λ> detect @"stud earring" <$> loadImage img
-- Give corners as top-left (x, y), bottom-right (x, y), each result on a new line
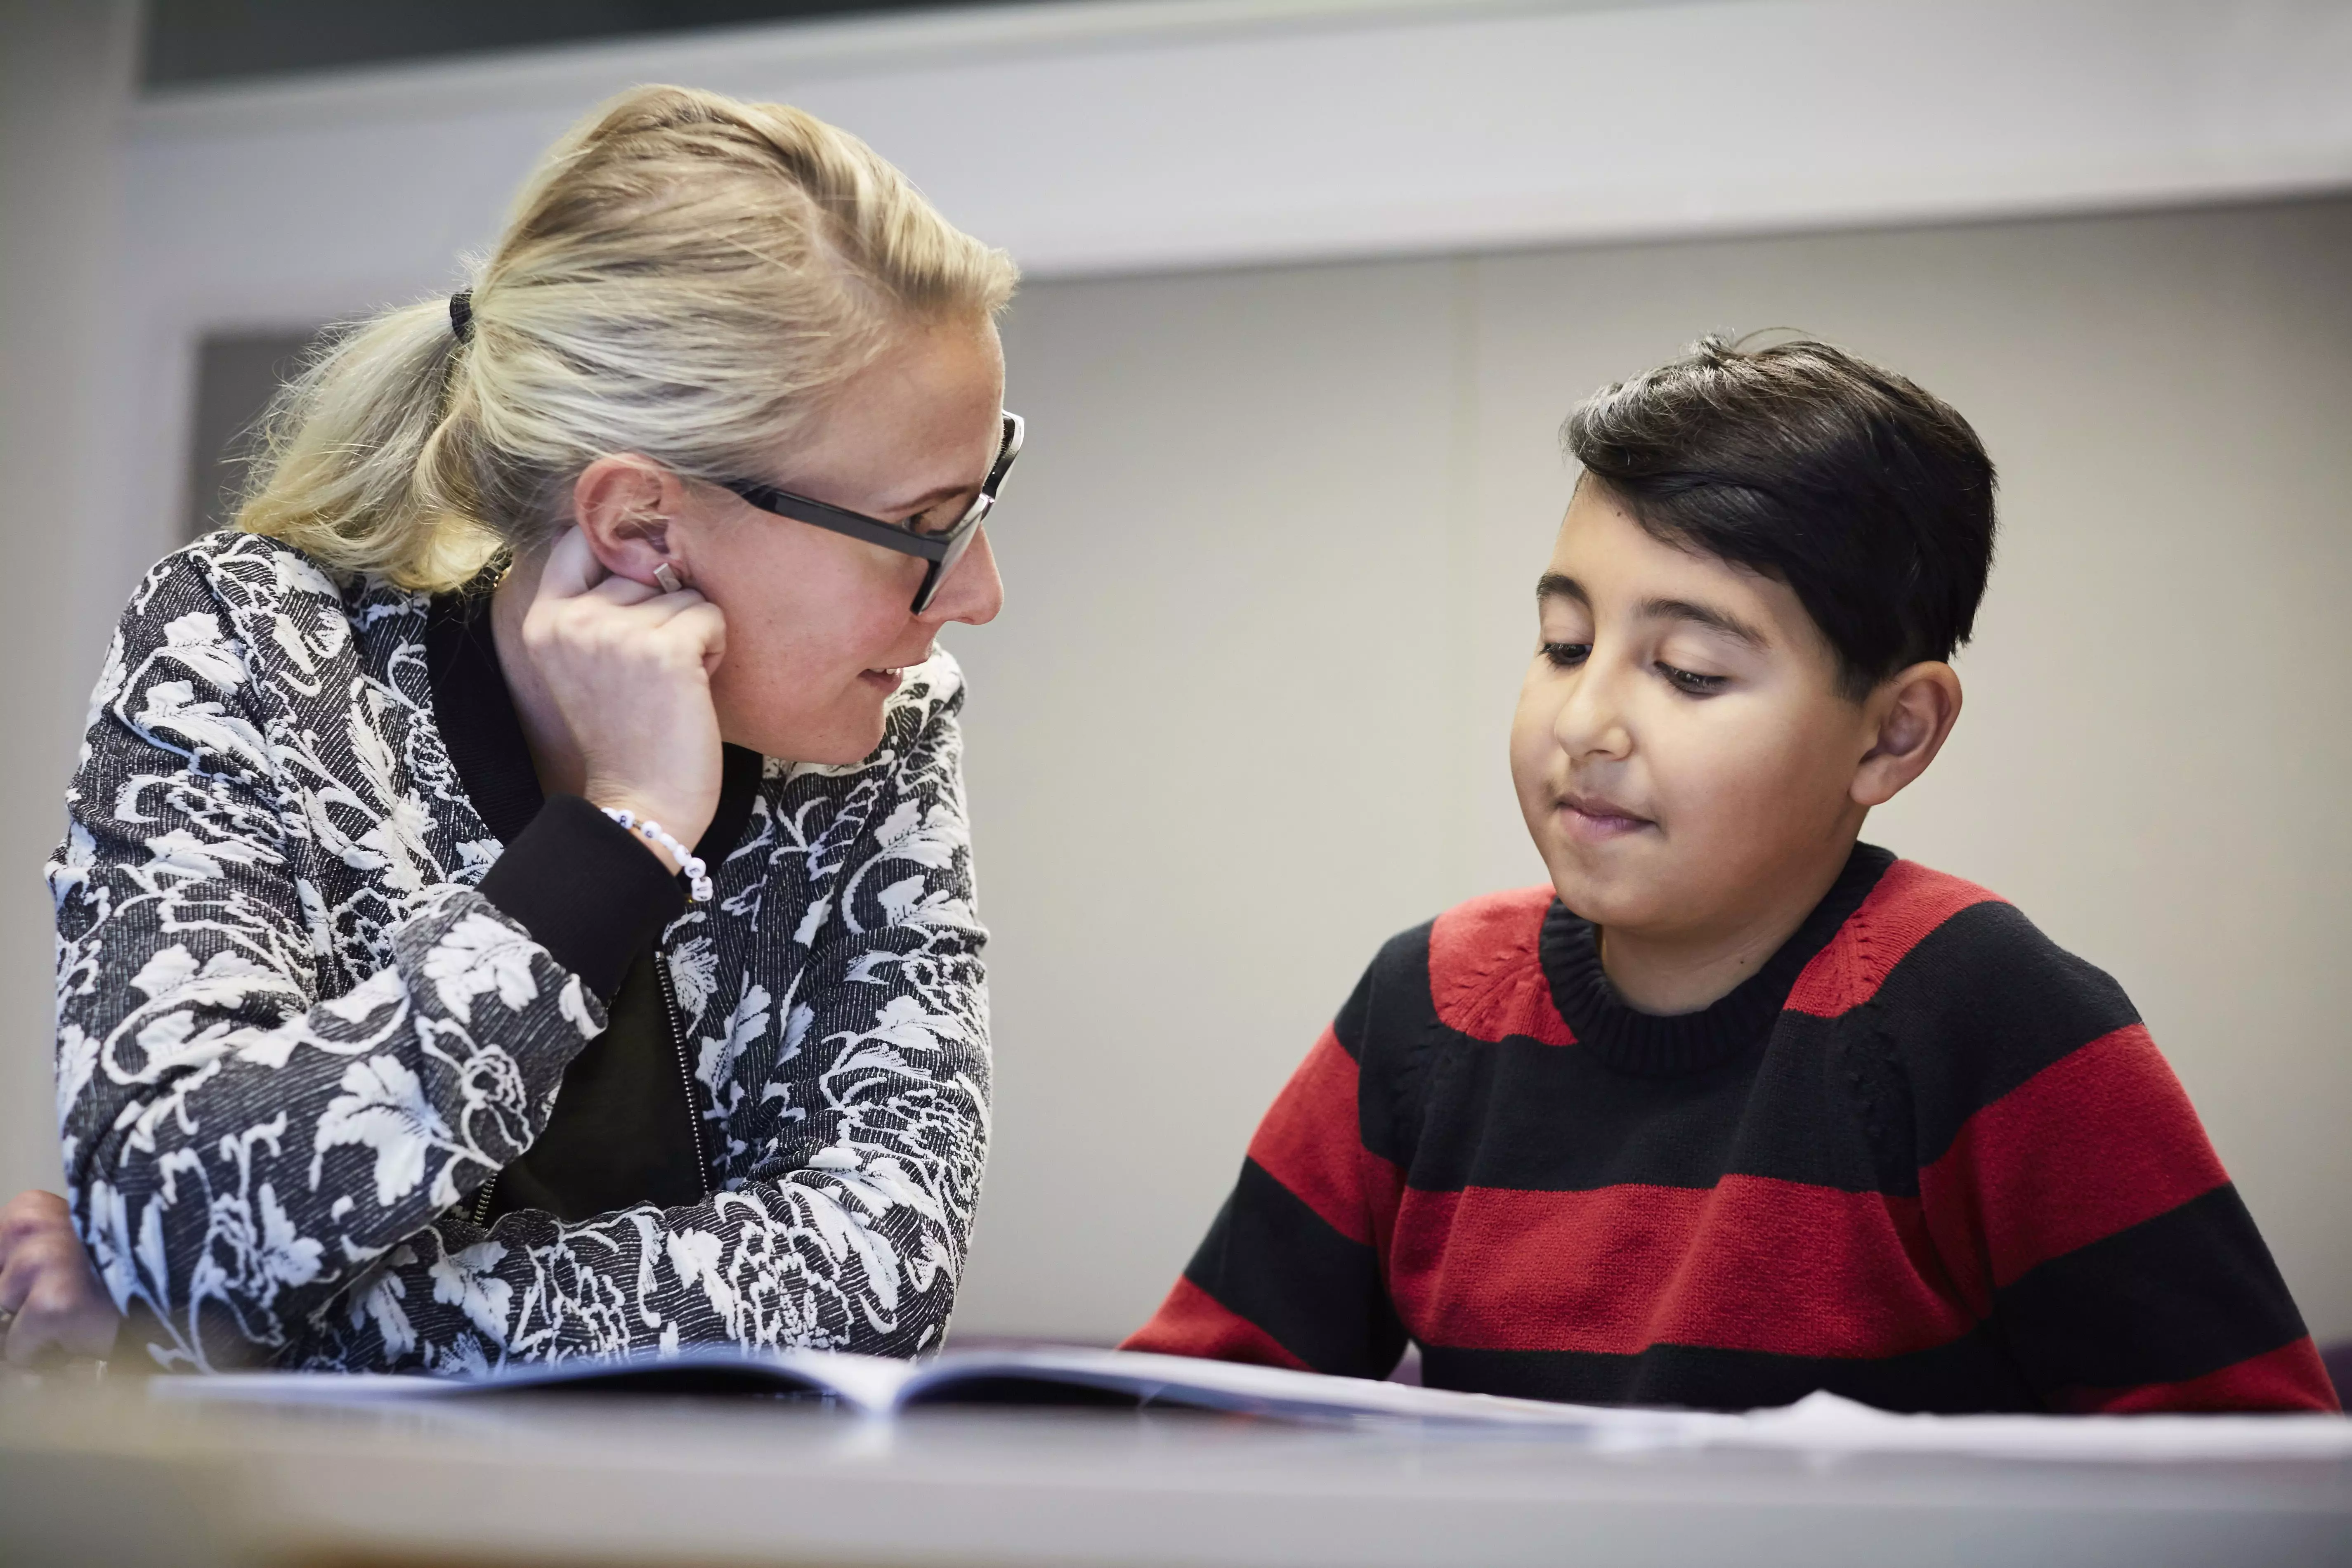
top-left (653, 562), bottom-right (684, 594)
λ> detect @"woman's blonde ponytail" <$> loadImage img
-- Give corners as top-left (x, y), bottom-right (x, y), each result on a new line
top-left (235, 298), bottom-right (501, 590)
top-left (235, 85), bottom-right (1018, 593)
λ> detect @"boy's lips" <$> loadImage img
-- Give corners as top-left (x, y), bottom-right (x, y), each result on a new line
top-left (1557, 791), bottom-right (1654, 843)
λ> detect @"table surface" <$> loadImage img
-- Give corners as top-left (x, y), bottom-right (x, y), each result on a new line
top-left (4, 1377), bottom-right (2350, 1568)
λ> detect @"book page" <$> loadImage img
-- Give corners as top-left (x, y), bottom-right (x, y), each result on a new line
top-left (145, 1346), bottom-right (915, 1415)
top-left (898, 1346), bottom-right (1698, 1436)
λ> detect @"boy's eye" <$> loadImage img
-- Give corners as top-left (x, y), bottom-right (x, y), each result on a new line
top-left (1657, 661), bottom-right (1727, 696)
top-left (1541, 642), bottom-right (1590, 669)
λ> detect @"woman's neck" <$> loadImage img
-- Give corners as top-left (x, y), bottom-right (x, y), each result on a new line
top-left (488, 548), bottom-right (589, 801)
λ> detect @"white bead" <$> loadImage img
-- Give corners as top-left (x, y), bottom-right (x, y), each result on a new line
top-left (600, 806), bottom-right (713, 903)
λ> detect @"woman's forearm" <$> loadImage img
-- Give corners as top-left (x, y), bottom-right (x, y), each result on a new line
top-left (59, 858), bottom-right (606, 1372)
top-left (52, 593), bottom-right (614, 1370)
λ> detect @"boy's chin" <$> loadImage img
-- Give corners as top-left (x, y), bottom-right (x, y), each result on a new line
top-left (1540, 845), bottom-right (1663, 930)
top-left (1551, 884), bottom-right (1655, 932)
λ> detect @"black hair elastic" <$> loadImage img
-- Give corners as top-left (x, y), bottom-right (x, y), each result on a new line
top-left (449, 289), bottom-right (475, 343)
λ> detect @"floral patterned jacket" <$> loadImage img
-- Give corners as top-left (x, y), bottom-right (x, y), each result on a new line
top-left (49, 533), bottom-right (990, 1374)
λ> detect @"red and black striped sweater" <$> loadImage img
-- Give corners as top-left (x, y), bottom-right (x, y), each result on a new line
top-left (1126, 845), bottom-right (2338, 1414)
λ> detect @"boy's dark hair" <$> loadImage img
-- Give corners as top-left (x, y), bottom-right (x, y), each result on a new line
top-left (1563, 334), bottom-right (1996, 699)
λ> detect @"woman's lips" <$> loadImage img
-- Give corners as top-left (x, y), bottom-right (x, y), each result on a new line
top-left (1558, 795), bottom-right (1653, 843)
top-left (858, 644), bottom-right (935, 695)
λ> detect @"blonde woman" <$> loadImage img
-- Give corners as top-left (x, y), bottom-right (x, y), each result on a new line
top-left (1, 85), bottom-right (1018, 1372)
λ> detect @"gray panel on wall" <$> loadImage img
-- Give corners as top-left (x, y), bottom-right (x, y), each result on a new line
top-left (950, 255), bottom-right (1468, 1344)
top-left (184, 330), bottom-right (319, 541)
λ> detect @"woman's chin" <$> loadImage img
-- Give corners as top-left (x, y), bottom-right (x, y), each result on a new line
top-left (723, 705), bottom-right (889, 767)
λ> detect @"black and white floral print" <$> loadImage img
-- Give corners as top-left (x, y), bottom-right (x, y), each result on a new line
top-left (49, 533), bottom-right (990, 1374)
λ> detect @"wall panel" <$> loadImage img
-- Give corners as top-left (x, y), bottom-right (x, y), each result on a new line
top-left (954, 257), bottom-right (1464, 1337)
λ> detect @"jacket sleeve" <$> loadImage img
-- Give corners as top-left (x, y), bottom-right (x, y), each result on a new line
top-left (1122, 957), bottom-right (1409, 1379)
top-left (51, 564), bottom-right (607, 1372)
top-left (1905, 907), bottom-right (2338, 1413)
top-left (290, 666), bottom-right (995, 1371)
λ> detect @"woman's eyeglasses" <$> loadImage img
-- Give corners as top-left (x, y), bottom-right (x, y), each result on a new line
top-left (718, 412), bottom-right (1024, 613)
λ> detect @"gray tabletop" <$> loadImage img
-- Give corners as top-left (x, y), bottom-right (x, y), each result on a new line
top-left (4, 1379), bottom-right (2349, 1568)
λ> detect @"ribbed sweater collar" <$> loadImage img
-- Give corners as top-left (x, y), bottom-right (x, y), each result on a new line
top-left (1539, 843), bottom-right (1894, 1078)
top-left (424, 580), bottom-right (542, 845)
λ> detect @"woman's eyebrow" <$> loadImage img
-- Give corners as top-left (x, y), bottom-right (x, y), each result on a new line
top-left (1639, 596), bottom-right (1770, 649)
top-left (887, 481), bottom-right (976, 515)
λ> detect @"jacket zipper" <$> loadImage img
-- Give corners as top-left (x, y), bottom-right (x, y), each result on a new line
top-left (467, 942), bottom-right (709, 1227)
top-left (656, 946), bottom-right (712, 1200)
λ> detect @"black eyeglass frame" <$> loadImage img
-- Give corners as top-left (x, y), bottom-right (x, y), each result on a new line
top-left (718, 411), bottom-right (1023, 613)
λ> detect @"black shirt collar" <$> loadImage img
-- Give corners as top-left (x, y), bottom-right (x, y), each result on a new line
top-left (423, 577), bottom-right (762, 862)
top-left (1539, 843), bottom-right (1894, 1077)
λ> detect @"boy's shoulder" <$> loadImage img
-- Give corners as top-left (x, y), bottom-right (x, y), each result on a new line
top-left (1787, 855), bottom-right (2013, 1018)
top-left (1794, 855), bottom-right (2149, 1137)
top-left (1344, 886), bottom-right (1567, 1050)
top-left (1791, 855), bottom-right (2134, 1023)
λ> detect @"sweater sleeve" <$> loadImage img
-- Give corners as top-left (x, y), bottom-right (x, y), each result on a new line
top-left (50, 566), bottom-right (609, 1373)
top-left (1123, 958), bottom-right (1409, 1379)
top-left (282, 664), bottom-right (996, 1370)
top-left (473, 792), bottom-right (684, 1001)
top-left (1903, 907), bottom-right (2337, 1414)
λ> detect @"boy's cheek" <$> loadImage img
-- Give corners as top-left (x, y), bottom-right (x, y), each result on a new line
top-left (1507, 687), bottom-right (1561, 812)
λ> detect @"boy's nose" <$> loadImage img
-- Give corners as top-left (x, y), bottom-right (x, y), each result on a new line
top-left (1552, 657), bottom-right (1633, 761)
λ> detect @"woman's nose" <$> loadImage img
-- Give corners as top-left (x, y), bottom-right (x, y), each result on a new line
top-left (924, 527), bottom-right (1004, 628)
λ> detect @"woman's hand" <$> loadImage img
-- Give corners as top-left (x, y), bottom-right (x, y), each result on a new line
top-left (522, 528), bottom-right (729, 860)
top-left (0, 1190), bottom-right (119, 1365)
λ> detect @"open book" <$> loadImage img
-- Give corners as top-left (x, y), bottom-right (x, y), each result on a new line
top-left (151, 1344), bottom-right (2352, 1462)
top-left (153, 1344), bottom-right (1677, 1432)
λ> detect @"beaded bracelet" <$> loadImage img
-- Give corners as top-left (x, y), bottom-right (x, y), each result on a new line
top-left (601, 807), bottom-right (713, 903)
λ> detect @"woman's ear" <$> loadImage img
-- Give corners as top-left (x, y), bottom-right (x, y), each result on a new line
top-left (1851, 661), bottom-right (1964, 809)
top-left (570, 455), bottom-right (690, 586)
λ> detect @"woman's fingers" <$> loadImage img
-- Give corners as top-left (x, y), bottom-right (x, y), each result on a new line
top-left (632, 587), bottom-right (716, 628)
top-left (0, 1188), bottom-right (69, 1281)
top-left (0, 1190), bottom-right (119, 1365)
top-left (534, 525), bottom-right (606, 602)
top-left (518, 532), bottom-right (728, 848)
top-left (604, 575), bottom-right (663, 602)
top-left (4, 1253), bottom-right (121, 1364)
top-left (0, 1187), bottom-right (66, 1244)
top-left (537, 526), bottom-right (706, 610)
top-left (667, 601), bottom-right (729, 675)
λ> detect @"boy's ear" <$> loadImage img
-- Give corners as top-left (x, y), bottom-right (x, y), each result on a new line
top-left (571, 454), bottom-right (690, 586)
top-left (1851, 661), bottom-right (1963, 809)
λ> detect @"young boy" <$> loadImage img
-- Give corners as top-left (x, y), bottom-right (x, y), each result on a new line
top-left (1124, 337), bottom-right (2338, 1414)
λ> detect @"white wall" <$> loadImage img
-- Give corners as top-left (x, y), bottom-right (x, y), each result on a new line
top-left (954, 196), bottom-right (2352, 1345)
top-left (0, 1), bottom-right (137, 1199)
top-left (91, 0), bottom-right (2352, 628)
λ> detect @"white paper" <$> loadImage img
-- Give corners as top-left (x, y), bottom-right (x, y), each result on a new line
top-left (1717, 1389), bottom-right (2352, 1462)
top-left (144, 1348), bottom-right (2352, 1463)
